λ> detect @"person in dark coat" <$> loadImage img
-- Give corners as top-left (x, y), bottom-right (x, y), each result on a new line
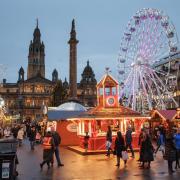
top-left (125, 127), bottom-right (135, 158)
top-left (139, 132), bottom-right (154, 169)
top-left (164, 133), bottom-right (176, 173)
top-left (174, 127), bottom-right (180, 169)
top-left (40, 130), bottom-right (55, 170)
top-left (11, 125), bottom-right (19, 139)
top-left (114, 131), bottom-right (125, 168)
top-left (29, 126), bottom-right (36, 150)
top-left (106, 126), bottom-right (112, 156)
top-left (51, 128), bottom-right (64, 167)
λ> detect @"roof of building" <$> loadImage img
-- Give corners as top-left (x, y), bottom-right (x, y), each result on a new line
top-left (97, 74), bottom-right (119, 88)
top-left (67, 105), bottom-right (150, 120)
top-left (55, 102), bottom-right (87, 111)
top-left (22, 74), bottom-right (53, 85)
top-left (48, 101), bottom-right (87, 120)
top-left (152, 109), bottom-right (177, 120)
top-left (153, 51), bottom-right (180, 67)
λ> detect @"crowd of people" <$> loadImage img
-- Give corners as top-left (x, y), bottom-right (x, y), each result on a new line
top-left (0, 120), bottom-right (64, 171)
top-left (0, 120), bottom-right (180, 174)
top-left (106, 125), bottom-right (180, 174)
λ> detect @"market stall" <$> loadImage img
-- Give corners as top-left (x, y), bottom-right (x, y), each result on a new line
top-left (68, 74), bottom-right (150, 150)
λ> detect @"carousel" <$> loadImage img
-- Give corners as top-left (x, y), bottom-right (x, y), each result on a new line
top-left (67, 74), bottom-right (150, 151)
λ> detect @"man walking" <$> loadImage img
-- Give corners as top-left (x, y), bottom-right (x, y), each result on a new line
top-left (29, 126), bottom-right (36, 150)
top-left (52, 128), bottom-right (64, 167)
top-left (125, 127), bottom-right (135, 158)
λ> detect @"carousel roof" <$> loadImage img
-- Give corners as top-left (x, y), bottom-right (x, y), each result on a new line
top-left (55, 102), bottom-right (87, 111)
top-left (48, 102), bottom-right (87, 120)
top-left (67, 105), bottom-right (150, 120)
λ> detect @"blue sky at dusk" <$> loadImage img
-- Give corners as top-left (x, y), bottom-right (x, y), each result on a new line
top-left (0, 0), bottom-right (179, 83)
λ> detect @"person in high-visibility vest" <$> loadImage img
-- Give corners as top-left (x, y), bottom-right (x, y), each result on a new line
top-left (40, 129), bottom-right (55, 170)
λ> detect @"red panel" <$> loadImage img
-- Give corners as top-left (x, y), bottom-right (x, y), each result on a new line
top-left (56, 121), bottom-right (80, 146)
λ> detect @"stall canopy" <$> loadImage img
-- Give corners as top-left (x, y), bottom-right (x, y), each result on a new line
top-left (151, 109), bottom-right (177, 121)
top-left (48, 102), bottom-right (87, 121)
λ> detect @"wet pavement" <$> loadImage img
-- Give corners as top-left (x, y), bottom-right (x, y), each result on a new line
top-left (16, 140), bottom-right (180, 180)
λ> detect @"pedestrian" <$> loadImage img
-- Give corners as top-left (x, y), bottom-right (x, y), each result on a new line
top-left (114, 131), bottom-right (126, 168)
top-left (17, 127), bottom-right (24, 146)
top-left (29, 126), bottom-right (36, 150)
top-left (137, 128), bottom-right (144, 162)
top-left (154, 130), bottom-right (165, 156)
top-left (51, 128), bottom-right (64, 167)
top-left (11, 125), bottom-right (19, 139)
top-left (0, 126), bottom-right (3, 138)
top-left (125, 127), bottom-right (134, 158)
top-left (4, 126), bottom-right (11, 138)
top-left (40, 129), bottom-right (55, 170)
top-left (139, 132), bottom-right (154, 169)
top-left (106, 126), bottom-right (113, 156)
top-left (84, 132), bottom-right (89, 152)
top-left (174, 127), bottom-right (180, 169)
top-left (164, 132), bottom-right (176, 174)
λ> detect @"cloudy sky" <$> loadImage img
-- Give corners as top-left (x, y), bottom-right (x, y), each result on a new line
top-left (0, 0), bottom-right (179, 83)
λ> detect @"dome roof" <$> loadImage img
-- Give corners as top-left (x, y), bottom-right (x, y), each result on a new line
top-left (82, 61), bottom-right (93, 75)
top-left (56, 102), bottom-right (87, 111)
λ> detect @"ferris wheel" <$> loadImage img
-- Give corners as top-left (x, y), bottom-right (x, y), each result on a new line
top-left (118, 8), bottom-right (179, 113)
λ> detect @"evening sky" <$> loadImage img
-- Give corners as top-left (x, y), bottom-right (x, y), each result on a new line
top-left (0, 0), bottom-right (179, 83)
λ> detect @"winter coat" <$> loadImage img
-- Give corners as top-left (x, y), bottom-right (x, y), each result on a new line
top-left (11, 127), bottom-right (19, 138)
top-left (140, 136), bottom-right (154, 162)
top-left (157, 134), bottom-right (165, 146)
top-left (125, 130), bottom-right (132, 144)
top-left (114, 137), bottom-right (125, 157)
top-left (29, 129), bottom-right (36, 141)
top-left (43, 133), bottom-right (55, 162)
top-left (4, 129), bottom-right (11, 137)
top-left (52, 131), bottom-right (61, 147)
top-left (164, 137), bottom-right (176, 161)
top-left (17, 128), bottom-right (24, 140)
top-left (106, 130), bottom-right (112, 142)
top-left (174, 134), bottom-right (180, 150)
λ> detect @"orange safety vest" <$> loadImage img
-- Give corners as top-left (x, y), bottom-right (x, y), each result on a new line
top-left (43, 137), bottom-right (52, 150)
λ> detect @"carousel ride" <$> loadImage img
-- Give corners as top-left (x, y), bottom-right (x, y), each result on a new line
top-left (118, 8), bottom-right (179, 113)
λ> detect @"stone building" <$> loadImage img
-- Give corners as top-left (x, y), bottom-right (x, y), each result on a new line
top-left (0, 21), bottom-right (55, 120)
top-left (0, 19), bottom-right (97, 120)
top-left (77, 61), bottom-right (97, 107)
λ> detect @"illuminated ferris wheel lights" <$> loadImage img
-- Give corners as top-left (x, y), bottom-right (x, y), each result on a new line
top-left (118, 8), bottom-right (179, 113)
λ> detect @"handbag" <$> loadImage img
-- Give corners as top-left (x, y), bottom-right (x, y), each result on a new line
top-left (122, 151), bottom-right (129, 160)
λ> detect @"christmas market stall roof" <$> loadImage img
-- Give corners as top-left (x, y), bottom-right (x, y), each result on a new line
top-left (151, 109), bottom-right (177, 121)
top-left (48, 102), bottom-right (87, 121)
top-left (67, 105), bottom-right (150, 121)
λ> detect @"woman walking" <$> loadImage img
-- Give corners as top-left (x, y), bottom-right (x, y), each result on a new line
top-left (106, 126), bottom-right (112, 156)
top-left (139, 132), bottom-right (154, 169)
top-left (164, 132), bottom-right (176, 174)
top-left (114, 131), bottom-right (126, 168)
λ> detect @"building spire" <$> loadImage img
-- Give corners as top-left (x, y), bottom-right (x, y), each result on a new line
top-left (70, 19), bottom-right (77, 40)
top-left (36, 18), bottom-right (39, 28)
top-left (71, 19), bottom-right (75, 32)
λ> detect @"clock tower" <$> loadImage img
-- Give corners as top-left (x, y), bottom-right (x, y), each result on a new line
top-left (97, 73), bottom-right (119, 108)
